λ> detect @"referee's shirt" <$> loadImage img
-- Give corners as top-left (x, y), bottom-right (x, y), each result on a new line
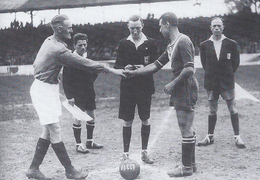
top-left (115, 33), bottom-right (158, 95)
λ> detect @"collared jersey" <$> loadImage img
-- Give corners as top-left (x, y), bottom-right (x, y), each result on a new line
top-left (115, 34), bottom-right (158, 95)
top-left (33, 35), bottom-right (103, 84)
top-left (209, 35), bottom-right (227, 60)
top-left (154, 34), bottom-right (195, 78)
top-left (200, 36), bottom-right (240, 90)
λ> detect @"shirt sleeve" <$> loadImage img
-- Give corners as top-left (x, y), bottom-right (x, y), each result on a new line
top-left (178, 37), bottom-right (195, 68)
top-left (114, 41), bottom-right (126, 69)
top-left (154, 50), bottom-right (169, 69)
top-left (58, 46), bottom-right (104, 72)
top-left (231, 41), bottom-right (240, 72)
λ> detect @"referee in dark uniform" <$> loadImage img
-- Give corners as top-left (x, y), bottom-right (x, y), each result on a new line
top-left (114, 15), bottom-right (158, 164)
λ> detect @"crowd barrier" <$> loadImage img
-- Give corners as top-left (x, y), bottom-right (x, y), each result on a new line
top-left (0, 54), bottom-right (259, 76)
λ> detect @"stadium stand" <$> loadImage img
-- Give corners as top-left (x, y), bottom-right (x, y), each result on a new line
top-left (0, 13), bottom-right (259, 65)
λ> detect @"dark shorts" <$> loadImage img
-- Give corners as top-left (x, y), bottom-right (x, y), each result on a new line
top-left (119, 94), bottom-right (152, 121)
top-left (207, 88), bottom-right (235, 101)
top-left (75, 97), bottom-right (96, 111)
top-left (170, 75), bottom-right (199, 112)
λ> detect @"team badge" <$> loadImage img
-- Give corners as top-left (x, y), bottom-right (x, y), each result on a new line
top-left (227, 53), bottom-right (231, 59)
top-left (144, 56), bottom-right (150, 65)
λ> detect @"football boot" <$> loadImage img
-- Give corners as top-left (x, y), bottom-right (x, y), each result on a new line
top-left (65, 167), bottom-right (88, 179)
top-left (167, 165), bottom-right (193, 177)
top-left (86, 141), bottom-right (103, 149)
top-left (76, 143), bottom-right (89, 154)
top-left (235, 135), bottom-right (246, 148)
top-left (26, 169), bottom-right (51, 180)
top-left (141, 150), bottom-right (154, 164)
top-left (197, 134), bottom-right (214, 146)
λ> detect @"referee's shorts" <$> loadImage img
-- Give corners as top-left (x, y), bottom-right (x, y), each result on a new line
top-left (74, 96), bottom-right (96, 111)
top-left (30, 79), bottom-right (62, 125)
top-left (207, 88), bottom-right (235, 101)
top-left (119, 93), bottom-right (152, 121)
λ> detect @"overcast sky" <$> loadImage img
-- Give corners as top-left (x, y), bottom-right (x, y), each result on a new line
top-left (0, 0), bottom-right (229, 29)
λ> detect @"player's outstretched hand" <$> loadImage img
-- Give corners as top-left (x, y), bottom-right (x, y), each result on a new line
top-left (123, 69), bottom-right (137, 79)
top-left (112, 69), bottom-right (127, 78)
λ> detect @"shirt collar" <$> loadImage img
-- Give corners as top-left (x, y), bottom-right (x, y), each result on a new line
top-left (209, 34), bottom-right (226, 42)
top-left (73, 50), bottom-right (87, 58)
top-left (127, 32), bottom-right (148, 45)
top-left (52, 35), bottom-right (68, 47)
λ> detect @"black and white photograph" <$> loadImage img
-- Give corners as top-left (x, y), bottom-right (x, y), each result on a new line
top-left (0, 0), bottom-right (260, 179)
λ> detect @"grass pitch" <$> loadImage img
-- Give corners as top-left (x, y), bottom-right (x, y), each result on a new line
top-left (0, 66), bottom-right (260, 180)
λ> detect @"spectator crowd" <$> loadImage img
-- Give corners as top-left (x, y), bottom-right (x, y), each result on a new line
top-left (0, 12), bottom-right (259, 65)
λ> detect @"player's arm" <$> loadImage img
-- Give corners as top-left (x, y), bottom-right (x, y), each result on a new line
top-left (103, 65), bottom-right (126, 78)
top-left (164, 66), bottom-right (195, 94)
top-left (124, 50), bottom-right (169, 78)
top-left (59, 47), bottom-right (105, 73)
top-left (164, 38), bottom-right (195, 94)
top-left (231, 41), bottom-right (240, 72)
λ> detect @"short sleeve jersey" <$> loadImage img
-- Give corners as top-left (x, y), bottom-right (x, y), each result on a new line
top-left (155, 34), bottom-right (195, 77)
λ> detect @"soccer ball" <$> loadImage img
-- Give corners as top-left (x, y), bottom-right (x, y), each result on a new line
top-left (119, 159), bottom-right (140, 180)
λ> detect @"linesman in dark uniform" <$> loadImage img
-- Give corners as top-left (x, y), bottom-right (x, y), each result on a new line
top-left (63, 33), bottom-right (103, 154)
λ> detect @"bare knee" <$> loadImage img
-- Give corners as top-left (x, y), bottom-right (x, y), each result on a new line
top-left (226, 100), bottom-right (237, 114)
top-left (41, 126), bottom-right (50, 140)
top-left (47, 123), bottom-right (62, 143)
top-left (209, 100), bottom-right (218, 115)
top-left (177, 110), bottom-right (194, 137)
top-left (74, 119), bottom-right (82, 125)
top-left (142, 119), bottom-right (150, 126)
top-left (123, 120), bottom-right (133, 127)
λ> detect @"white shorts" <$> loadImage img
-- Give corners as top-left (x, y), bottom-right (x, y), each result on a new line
top-left (30, 79), bottom-right (62, 125)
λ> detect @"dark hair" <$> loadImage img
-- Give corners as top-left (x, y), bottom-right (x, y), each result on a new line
top-left (128, 15), bottom-right (143, 24)
top-left (73, 33), bottom-right (88, 45)
top-left (159, 12), bottom-right (179, 26)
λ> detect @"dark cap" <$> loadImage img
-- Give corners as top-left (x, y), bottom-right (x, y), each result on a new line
top-left (51, 14), bottom-right (69, 26)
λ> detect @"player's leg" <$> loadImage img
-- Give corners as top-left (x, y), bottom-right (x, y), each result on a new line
top-left (167, 110), bottom-right (195, 177)
top-left (138, 95), bottom-right (154, 164)
top-left (198, 91), bottom-right (219, 146)
top-left (26, 126), bottom-right (51, 180)
top-left (119, 94), bottom-right (135, 160)
top-left (73, 119), bottom-right (89, 153)
top-left (226, 99), bottom-right (246, 148)
top-left (27, 80), bottom-right (59, 179)
top-left (49, 122), bottom-right (88, 179)
top-left (167, 76), bottom-right (198, 177)
top-left (86, 110), bottom-right (103, 149)
top-left (122, 120), bottom-right (133, 160)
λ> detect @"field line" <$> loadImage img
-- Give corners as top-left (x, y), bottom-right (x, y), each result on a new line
top-left (148, 107), bottom-right (175, 152)
top-left (0, 97), bottom-right (117, 108)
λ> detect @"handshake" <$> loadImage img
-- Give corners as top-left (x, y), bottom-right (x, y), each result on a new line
top-left (108, 64), bottom-right (143, 79)
top-left (122, 64), bottom-right (144, 78)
